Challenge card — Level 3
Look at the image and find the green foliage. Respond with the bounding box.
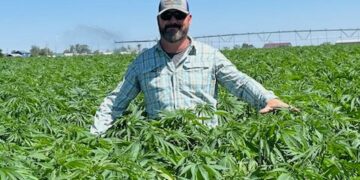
[0,45,360,179]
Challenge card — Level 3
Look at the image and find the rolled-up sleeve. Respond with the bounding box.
[90,64,140,135]
[214,50,277,109]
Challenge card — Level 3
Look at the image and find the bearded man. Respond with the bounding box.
[91,0,296,135]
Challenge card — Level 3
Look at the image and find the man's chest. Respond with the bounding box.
[137,59,215,93]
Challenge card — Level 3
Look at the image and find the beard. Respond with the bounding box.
[159,23,189,43]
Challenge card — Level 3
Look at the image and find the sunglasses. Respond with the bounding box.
[160,11,188,21]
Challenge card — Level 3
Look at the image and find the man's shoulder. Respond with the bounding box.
[129,45,166,73]
[131,46,157,65]
[191,40,219,54]
[190,39,229,64]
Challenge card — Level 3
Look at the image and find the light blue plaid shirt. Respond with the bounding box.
[91,37,277,135]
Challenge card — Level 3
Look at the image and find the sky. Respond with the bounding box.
[1,0,360,53]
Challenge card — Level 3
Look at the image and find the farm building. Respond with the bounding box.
[7,50,31,57]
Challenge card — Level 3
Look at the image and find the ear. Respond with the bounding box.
[188,14,192,24]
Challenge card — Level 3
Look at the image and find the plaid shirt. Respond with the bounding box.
[90,37,277,135]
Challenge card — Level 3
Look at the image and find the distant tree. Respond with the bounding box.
[321,42,332,46]
[121,46,128,52]
[93,50,101,55]
[69,45,76,53]
[0,49,3,58]
[113,46,128,54]
[137,44,141,52]
[78,44,91,54]
[30,46,53,57]
[233,45,241,49]
[39,47,53,56]
[241,43,255,49]
[64,44,91,54]
[30,46,41,57]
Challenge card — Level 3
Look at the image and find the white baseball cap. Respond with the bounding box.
[158,0,189,15]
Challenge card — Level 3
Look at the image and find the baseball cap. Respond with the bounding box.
[158,0,189,15]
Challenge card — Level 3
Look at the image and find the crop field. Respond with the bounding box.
[0,45,359,179]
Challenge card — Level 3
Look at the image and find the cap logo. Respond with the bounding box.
[164,0,181,6]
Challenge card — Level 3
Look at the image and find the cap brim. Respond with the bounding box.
[158,8,189,15]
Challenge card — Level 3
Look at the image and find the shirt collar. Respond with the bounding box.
[155,36,197,56]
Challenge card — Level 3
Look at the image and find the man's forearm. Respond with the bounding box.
[90,93,123,135]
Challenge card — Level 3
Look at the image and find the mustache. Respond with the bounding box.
[165,24,182,30]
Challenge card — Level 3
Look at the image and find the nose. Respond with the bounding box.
[169,16,178,23]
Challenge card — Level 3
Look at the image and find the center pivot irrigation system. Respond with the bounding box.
[114,28,360,49]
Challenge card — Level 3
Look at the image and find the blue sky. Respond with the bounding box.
[1,0,359,53]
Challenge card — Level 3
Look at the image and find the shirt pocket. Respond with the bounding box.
[139,66,170,103]
[180,62,214,91]
[141,67,164,90]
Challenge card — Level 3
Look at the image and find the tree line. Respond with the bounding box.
[0,44,142,58]
[0,45,90,58]
[30,44,93,57]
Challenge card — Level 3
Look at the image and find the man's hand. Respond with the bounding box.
[259,98,300,114]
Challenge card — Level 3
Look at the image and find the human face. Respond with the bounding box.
[158,10,191,43]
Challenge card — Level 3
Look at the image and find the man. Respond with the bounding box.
[90,0,296,135]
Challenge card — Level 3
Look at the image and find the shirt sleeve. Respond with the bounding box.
[214,50,277,109]
[90,63,140,135]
